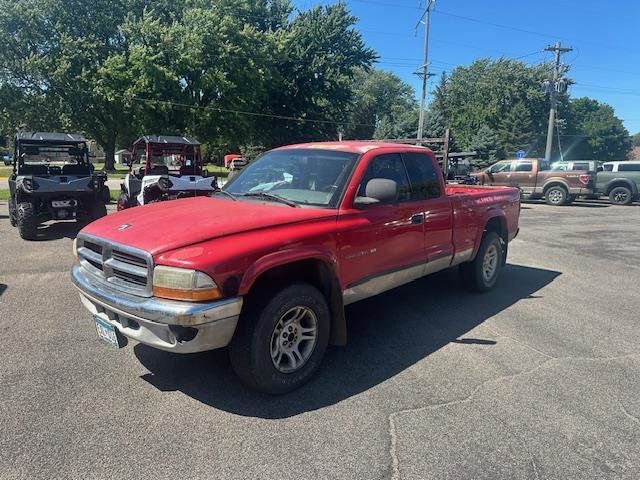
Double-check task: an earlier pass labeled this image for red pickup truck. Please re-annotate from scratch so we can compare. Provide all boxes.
[71,142,520,393]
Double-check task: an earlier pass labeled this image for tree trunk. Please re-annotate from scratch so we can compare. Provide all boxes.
[104,136,116,171]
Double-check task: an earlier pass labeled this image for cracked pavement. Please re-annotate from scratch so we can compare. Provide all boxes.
[0,199,639,479]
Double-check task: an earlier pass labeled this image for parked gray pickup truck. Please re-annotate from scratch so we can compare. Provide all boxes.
[596,161,640,205]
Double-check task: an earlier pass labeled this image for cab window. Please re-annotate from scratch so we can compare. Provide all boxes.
[403,152,442,200]
[618,163,640,172]
[358,154,412,202]
[514,161,532,172]
[489,161,512,174]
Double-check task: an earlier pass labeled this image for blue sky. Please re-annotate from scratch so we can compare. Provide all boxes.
[293,0,640,135]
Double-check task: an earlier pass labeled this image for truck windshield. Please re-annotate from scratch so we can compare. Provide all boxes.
[225,149,359,207]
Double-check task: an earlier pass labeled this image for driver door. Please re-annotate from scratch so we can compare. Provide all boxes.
[485,160,514,186]
[338,153,427,296]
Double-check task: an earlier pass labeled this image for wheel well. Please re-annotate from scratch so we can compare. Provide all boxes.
[484,216,508,265]
[543,182,568,194]
[606,181,635,195]
[244,259,347,346]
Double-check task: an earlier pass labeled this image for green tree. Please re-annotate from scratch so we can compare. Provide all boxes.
[631,132,640,147]
[497,101,535,158]
[0,0,148,169]
[434,59,551,158]
[565,97,631,161]
[468,125,497,167]
[345,68,416,139]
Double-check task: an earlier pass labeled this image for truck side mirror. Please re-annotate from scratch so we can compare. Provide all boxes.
[354,178,398,206]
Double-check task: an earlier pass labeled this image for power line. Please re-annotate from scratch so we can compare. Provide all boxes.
[128,96,377,128]
[432,9,640,54]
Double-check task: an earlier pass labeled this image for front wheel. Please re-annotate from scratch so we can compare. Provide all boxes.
[609,186,633,206]
[460,231,504,292]
[85,198,107,221]
[229,283,330,394]
[17,201,38,240]
[8,198,17,227]
[545,186,568,206]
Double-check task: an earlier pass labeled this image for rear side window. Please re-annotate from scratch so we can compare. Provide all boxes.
[603,164,614,171]
[538,160,550,171]
[618,163,640,172]
[403,152,442,200]
[514,161,532,172]
[572,162,590,170]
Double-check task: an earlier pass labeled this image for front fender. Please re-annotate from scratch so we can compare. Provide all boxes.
[238,245,339,296]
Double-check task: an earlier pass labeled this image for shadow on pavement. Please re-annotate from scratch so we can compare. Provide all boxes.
[31,221,84,240]
[135,264,561,418]
[524,199,611,208]
[0,284,6,297]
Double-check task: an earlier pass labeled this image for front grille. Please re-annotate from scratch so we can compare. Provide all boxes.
[77,234,153,297]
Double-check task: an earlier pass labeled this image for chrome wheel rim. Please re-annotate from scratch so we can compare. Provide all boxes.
[549,189,563,204]
[482,243,499,283]
[270,306,318,373]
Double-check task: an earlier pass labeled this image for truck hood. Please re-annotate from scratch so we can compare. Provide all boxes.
[81,197,337,255]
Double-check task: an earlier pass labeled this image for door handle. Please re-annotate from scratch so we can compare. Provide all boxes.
[411,214,424,224]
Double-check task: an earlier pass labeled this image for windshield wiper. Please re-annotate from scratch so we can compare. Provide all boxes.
[212,189,237,201]
[241,192,299,207]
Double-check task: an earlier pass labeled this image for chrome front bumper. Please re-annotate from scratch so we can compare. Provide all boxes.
[71,264,243,353]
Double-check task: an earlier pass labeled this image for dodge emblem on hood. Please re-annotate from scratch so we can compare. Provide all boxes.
[117,223,132,231]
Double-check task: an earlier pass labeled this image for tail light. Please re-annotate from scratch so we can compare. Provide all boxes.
[578,174,591,185]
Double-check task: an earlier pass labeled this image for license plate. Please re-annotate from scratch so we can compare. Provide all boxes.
[94,316,122,348]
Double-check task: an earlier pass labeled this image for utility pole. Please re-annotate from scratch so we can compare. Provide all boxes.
[416,0,436,141]
[543,41,572,162]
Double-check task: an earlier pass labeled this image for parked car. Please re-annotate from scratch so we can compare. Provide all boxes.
[7,132,108,240]
[550,160,603,172]
[71,141,520,394]
[117,135,218,210]
[595,161,640,205]
[472,158,595,205]
[2,153,11,166]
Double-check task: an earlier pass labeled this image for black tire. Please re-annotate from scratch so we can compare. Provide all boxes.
[86,198,108,221]
[545,185,568,206]
[8,198,17,227]
[608,186,633,206]
[460,231,504,292]
[100,185,111,204]
[229,283,330,394]
[16,201,38,240]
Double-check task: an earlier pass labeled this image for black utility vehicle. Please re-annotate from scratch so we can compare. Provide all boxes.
[8,132,108,239]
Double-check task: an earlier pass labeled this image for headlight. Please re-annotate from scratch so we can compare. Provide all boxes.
[152,265,222,301]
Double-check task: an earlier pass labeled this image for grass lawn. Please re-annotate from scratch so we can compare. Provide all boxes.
[0,189,9,200]
[1,163,229,179]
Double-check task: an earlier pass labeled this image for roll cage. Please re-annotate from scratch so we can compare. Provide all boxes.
[130,135,203,177]
[13,132,92,176]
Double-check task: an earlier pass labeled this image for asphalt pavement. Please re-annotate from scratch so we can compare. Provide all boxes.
[0,199,638,479]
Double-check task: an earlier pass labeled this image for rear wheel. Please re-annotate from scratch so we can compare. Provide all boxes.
[117,191,133,210]
[460,231,504,292]
[8,198,17,227]
[229,283,330,394]
[16,201,38,240]
[100,186,111,204]
[545,185,568,206]
[608,186,633,206]
[85,198,107,221]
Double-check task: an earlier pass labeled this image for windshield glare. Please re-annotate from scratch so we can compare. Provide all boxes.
[225,149,359,207]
